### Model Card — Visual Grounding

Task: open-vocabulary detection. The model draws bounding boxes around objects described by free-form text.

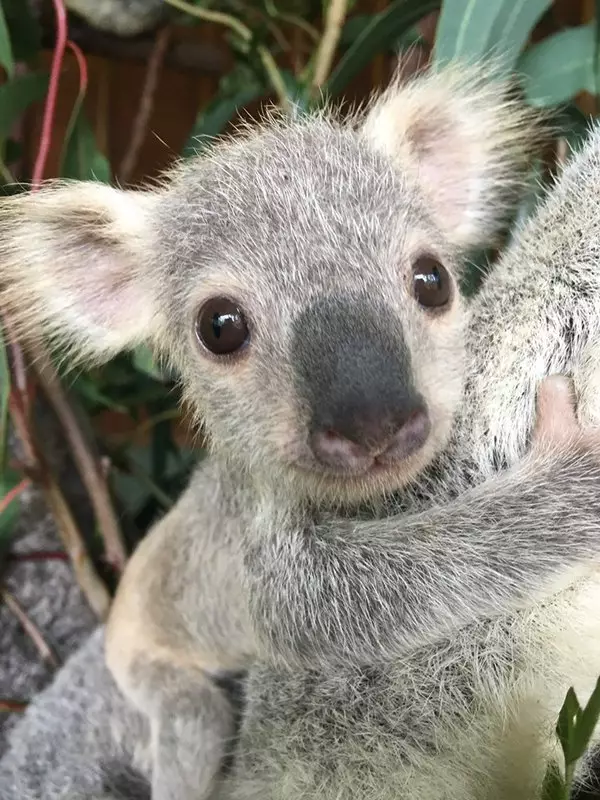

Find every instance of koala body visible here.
[222,124,600,800]
[4,63,600,800]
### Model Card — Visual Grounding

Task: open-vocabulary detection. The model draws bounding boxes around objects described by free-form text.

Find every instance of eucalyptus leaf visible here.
[183,69,265,157]
[2,0,41,64]
[0,72,48,143]
[518,24,596,107]
[567,677,600,763]
[4,138,22,165]
[556,687,582,765]
[132,346,166,383]
[0,4,14,79]
[326,0,441,98]
[433,0,551,69]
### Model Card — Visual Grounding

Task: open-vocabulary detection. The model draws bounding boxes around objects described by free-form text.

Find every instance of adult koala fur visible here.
[3,62,600,800]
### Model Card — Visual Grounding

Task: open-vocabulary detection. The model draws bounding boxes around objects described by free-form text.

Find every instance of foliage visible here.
[1,0,600,785]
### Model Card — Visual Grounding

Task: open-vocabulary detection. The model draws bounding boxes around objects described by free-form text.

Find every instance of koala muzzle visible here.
[292,295,431,472]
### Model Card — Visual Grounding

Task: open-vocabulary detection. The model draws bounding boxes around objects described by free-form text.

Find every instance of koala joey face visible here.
[0,65,534,504]
[157,120,467,502]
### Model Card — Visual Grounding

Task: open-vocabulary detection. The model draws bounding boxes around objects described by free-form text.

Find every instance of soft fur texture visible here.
[2,62,600,800]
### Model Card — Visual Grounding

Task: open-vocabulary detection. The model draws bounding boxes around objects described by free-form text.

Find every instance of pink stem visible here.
[31,0,68,187]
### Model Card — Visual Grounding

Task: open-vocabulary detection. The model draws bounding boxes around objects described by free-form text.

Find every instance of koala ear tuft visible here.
[360,61,546,250]
[0,181,163,363]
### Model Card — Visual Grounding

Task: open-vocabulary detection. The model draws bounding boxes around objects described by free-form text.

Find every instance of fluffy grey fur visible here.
[2,62,600,800]
[64,0,164,36]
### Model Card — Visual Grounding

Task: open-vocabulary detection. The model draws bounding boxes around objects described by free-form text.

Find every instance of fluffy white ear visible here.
[0,181,163,362]
[360,62,543,250]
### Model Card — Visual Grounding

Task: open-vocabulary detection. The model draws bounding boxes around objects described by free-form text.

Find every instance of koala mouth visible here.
[306,408,431,477]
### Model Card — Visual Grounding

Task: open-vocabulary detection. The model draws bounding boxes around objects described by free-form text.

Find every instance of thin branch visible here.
[8,388,111,621]
[164,0,290,110]
[0,478,30,516]
[0,699,27,713]
[264,0,319,42]
[118,26,172,184]
[164,0,250,41]
[43,476,111,620]
[1,589,60,668]
[7,551,68,563]
[311,0,349,92]
[31,345,127,572]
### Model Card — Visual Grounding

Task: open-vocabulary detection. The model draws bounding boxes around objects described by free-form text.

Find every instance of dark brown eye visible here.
[195,297,249,356]
[412,256,451,309]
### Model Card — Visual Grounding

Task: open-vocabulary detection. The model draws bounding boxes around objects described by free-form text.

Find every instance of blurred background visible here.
[1,0,600,609]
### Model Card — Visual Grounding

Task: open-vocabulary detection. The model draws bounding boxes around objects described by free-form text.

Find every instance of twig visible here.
[311,0,349,92]
[8,380,111,620]
[7,551,68,563]
[164,0,251,41]
[0,478,30,516]
[118,26,172,184]
[164,0,290,111]
[1,589,60,668]
[0,699,27,713]
[43,476,111,620]
[32,346,127,572]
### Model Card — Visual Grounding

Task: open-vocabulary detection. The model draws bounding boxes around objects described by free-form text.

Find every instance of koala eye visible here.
[412,256,451,309]
[195,297,250,356]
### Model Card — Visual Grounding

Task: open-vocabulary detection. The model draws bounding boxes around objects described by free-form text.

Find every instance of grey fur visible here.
[64,0,165,36]
[1,62,600,800]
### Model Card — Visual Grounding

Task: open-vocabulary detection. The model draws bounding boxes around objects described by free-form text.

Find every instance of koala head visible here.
[0,63,540,504]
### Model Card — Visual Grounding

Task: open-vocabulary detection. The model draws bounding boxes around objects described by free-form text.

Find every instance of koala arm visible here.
[246,440,600,669]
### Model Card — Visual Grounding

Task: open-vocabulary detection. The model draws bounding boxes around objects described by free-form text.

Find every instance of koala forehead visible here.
[155,118,447,319]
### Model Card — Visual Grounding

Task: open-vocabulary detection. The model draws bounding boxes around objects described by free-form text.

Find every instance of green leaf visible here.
[541,760,566,800]
[0,72,48,143]
[4,138,22,165]
[568,677,600,763]
[553,104,593,155]
[183,69,265,157]
[132,345,166,382]
[70,374,128,415]
[2,0,41,63]
[0,322,9,477]
[60,107,111,182]
[0,4,15,79]
[556,687,582,765]
[326,0,441,98]
[518,24,596,107]
[487,0,553,67]
[433,0,551,69]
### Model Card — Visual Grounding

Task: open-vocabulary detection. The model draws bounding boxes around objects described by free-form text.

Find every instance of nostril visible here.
[382,409,431,461]
[310,429,373,471]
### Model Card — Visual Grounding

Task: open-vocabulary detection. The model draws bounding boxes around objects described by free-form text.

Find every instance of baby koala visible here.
[4,62,600,800]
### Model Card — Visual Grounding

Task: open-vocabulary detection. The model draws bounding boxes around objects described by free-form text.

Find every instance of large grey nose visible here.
[291,295,431,471]
[310,407,430,470]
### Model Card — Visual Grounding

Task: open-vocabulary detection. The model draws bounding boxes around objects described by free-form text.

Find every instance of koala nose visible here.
[292,295,433,474]
[310,407,430,470]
